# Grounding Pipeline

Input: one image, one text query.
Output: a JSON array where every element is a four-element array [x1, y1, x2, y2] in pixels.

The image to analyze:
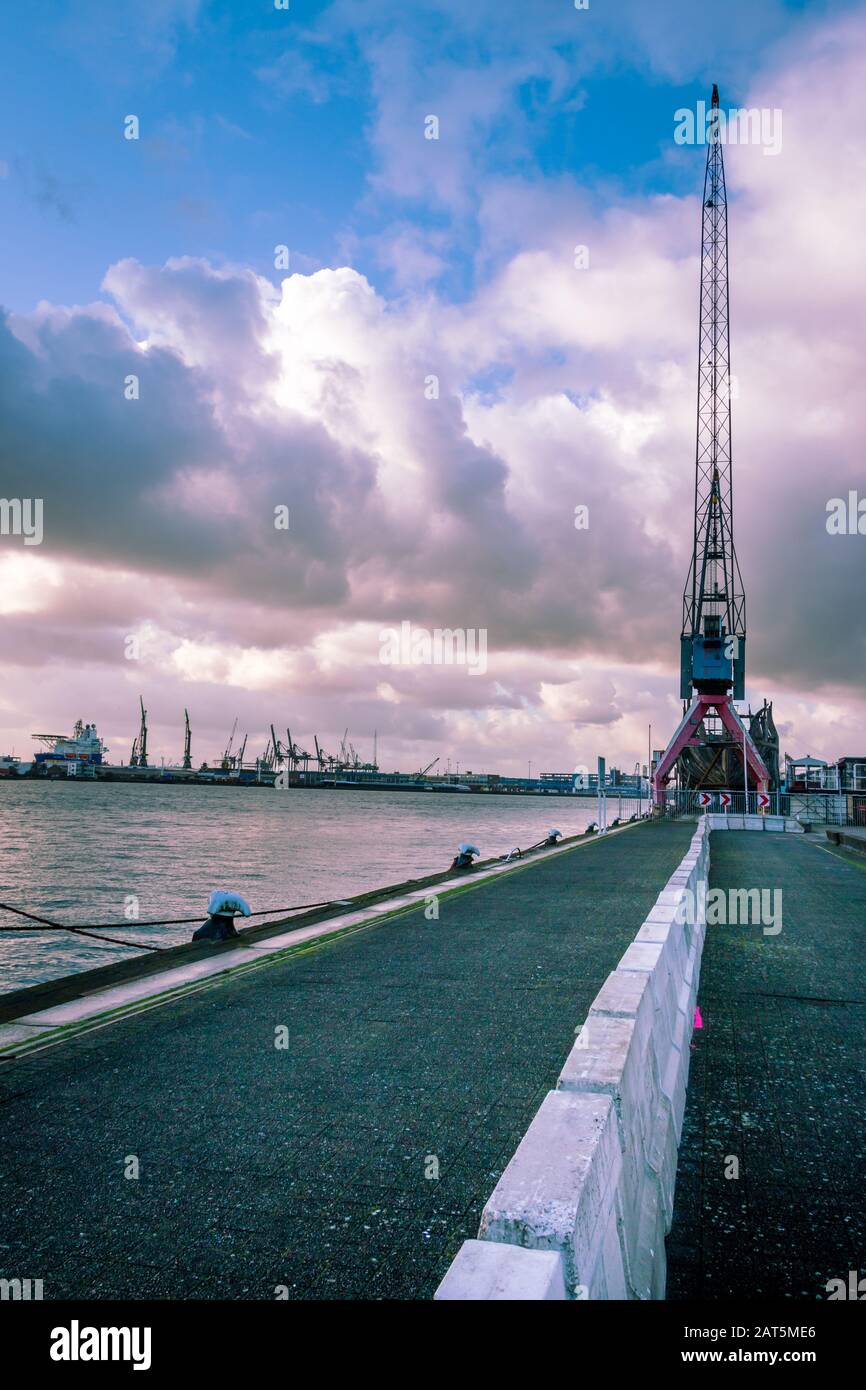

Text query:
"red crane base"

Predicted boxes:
[[652, 693, 770, 808]]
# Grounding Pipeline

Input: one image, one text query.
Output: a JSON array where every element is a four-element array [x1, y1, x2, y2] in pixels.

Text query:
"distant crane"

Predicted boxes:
[[182, 709, 192, 770], [286, 727, 312, 773], [269, 724, 287, 769], [415, 757, 439, 780], [132, 697, 148, 768], [221, 717, 238, 771]]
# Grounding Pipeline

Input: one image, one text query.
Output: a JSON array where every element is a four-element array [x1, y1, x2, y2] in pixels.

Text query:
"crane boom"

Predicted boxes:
[[680, 83, 745, 701]]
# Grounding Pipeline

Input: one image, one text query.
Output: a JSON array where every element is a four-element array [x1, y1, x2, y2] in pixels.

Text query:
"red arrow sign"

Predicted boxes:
[[698, 792, 712, 807], [757, 792, 770, 810], [720, 792, 732, 809]]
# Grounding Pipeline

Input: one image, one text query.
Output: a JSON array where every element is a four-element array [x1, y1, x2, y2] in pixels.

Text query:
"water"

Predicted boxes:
[[0, 782, 642, 992]]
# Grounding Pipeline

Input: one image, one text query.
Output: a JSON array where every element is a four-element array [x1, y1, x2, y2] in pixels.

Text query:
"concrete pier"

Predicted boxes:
[[666, 830, 866, 1299], [0, 820, 692, 1300]]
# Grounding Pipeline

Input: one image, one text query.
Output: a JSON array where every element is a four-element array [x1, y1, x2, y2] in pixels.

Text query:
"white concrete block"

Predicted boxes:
[[559, 1011, 659, 1165], [590, 967, 653, 1020], [479, 1089, 621, 1297], [653, 887, 687, 908], [644, 899, 682, 926], [636, 919, 689, 983], [618, 940, 664, 974], [434, 1240, 567, 1301], [559, 1014, 635, 1097]]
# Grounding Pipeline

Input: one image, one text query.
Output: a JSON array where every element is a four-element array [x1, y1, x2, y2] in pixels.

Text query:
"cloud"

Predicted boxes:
[[2, 9, 866, 773]]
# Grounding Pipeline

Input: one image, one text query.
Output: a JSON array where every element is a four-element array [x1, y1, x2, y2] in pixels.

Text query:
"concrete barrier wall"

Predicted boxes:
[[435, 818, 710, 1302], [707, 813, 803, 833]]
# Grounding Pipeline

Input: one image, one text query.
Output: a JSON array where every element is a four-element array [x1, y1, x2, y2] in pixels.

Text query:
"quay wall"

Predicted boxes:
[[436, 818, 710, 1301]]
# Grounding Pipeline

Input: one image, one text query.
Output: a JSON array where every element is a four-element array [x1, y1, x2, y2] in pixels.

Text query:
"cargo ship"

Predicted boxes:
[[30, 721, 106, 776]]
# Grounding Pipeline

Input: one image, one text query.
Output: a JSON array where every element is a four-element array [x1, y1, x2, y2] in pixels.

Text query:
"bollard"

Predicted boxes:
[[192, 889, 252, 943], [449, 842, 479, 872]]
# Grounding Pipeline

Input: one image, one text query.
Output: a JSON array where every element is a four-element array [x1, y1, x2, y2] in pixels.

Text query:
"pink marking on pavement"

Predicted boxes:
[[694, 1005, 704, 1029]]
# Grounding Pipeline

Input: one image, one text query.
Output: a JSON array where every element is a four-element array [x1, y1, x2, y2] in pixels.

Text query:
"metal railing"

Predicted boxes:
[[662, 788, 866, 826]]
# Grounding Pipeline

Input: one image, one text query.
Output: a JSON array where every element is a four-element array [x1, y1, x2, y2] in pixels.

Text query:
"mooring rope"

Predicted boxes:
[[0, 897, 340, 945], [0, 902, 167, 951]]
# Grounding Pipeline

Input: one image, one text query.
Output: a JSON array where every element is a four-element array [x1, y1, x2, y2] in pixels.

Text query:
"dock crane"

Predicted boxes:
[[221, 717, 238, 771], [131, 697, 148, 768], [653, 85, 769, 807], [286, 728, 312, 773], [182, 709, 192, 770], [415, 757, 439, 780], [269, 724, 287, 769]]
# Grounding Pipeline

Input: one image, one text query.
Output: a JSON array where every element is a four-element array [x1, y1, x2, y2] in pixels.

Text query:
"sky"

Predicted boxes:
[[0, 0, 864, 776]]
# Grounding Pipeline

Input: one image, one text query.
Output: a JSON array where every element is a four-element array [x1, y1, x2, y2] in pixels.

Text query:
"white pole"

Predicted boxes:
[[743, 717, 748, 814]]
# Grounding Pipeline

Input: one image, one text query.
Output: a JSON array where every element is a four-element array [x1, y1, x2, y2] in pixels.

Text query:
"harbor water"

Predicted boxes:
[[0, 782, 642, 992]]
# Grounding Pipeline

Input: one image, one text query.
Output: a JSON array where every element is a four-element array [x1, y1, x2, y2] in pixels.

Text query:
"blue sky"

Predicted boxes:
[[0, 0, 845, 313]]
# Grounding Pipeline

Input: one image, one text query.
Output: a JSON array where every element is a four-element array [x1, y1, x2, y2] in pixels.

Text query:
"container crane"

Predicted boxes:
[[269, 724, 287, 769], [286, 728, 312, 772]]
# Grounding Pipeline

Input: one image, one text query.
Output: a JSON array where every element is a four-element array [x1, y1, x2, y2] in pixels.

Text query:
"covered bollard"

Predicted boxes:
[[192, 889, 252, 943], [449, 842, 479, 872]]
